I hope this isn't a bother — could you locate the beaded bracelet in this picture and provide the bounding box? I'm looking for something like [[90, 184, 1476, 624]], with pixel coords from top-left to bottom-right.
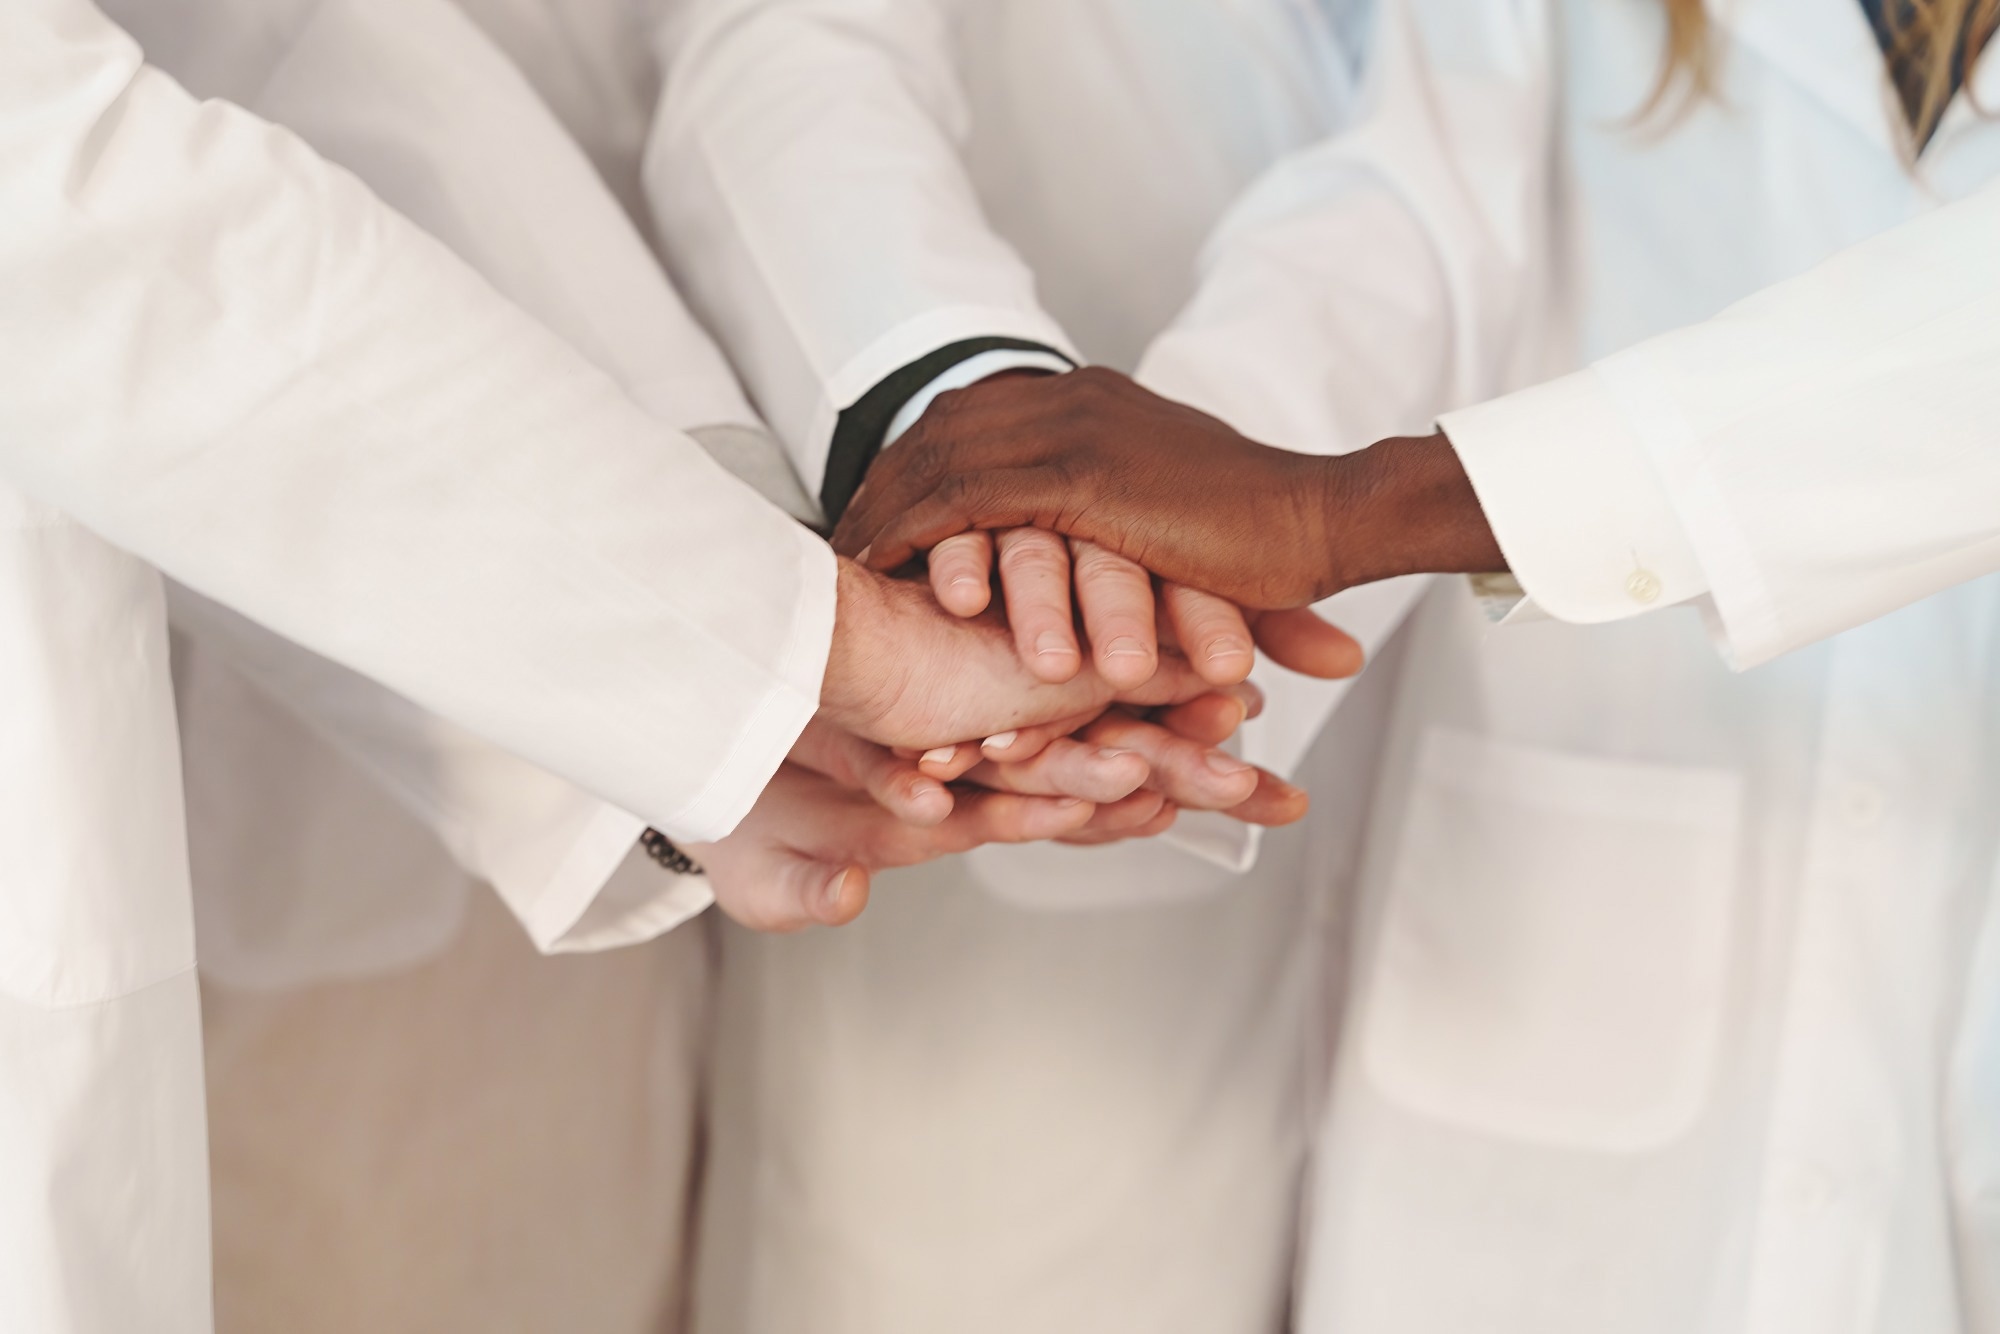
[[639, 828, 705, 876]]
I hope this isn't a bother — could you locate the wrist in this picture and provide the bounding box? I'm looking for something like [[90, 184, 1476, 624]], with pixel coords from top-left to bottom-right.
[[1319, 432, 1507, 592], [819, 558, 903, 739]]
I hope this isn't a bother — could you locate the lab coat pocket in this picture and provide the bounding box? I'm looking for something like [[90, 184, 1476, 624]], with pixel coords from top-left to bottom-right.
[[1360, 727, 1742, 1152]]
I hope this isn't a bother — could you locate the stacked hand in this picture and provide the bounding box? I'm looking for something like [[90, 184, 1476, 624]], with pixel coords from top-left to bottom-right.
[[833, 366, 1506, 607], [700, 547, 1357, 931], [698, 362, 1508, 935]]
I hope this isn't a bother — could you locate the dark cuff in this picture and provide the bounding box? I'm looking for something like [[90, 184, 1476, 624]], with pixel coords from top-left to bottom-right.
[[820, 336, 1072, 526]]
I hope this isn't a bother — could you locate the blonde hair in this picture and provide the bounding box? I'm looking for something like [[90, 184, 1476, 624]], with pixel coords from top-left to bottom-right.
[[1648, 0, 2000, 147]]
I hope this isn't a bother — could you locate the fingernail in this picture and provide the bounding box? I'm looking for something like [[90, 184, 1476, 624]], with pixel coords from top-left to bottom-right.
[[951, 575, 984, 591], [1057, 798, 1090, 810], [1035, 632, 1075, 659], [1204, 639, 1250, 663], [983, 730, 1019, 753], [1204, 751, 1253, 777], [921, 746, 958, 766], [822, 868, 851, 915], [1098, 748, 1141, 760], [856, 544, 873, 563], [1103, 636, 1150, 659]]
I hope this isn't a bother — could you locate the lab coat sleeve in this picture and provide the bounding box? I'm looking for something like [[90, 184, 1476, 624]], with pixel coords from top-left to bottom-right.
[[1130, 0, 1556, 851], [1442, 176, 2000, 668], [148, 0, 838, 953], [0, 0, 835, 846], [643, 0, 1077, 492], [1138, 0, 1560, 467]]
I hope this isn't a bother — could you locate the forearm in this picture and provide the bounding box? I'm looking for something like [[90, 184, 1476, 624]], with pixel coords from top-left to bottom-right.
[[1316, 433, 1508, 592], [1444, 179, 2000, 667], [0, 3, 833, 841]]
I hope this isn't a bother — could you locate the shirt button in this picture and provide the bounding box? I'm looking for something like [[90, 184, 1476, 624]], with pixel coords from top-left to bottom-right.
[[1838, 782, 1887, 831], [1625, 569, 1663, 604]]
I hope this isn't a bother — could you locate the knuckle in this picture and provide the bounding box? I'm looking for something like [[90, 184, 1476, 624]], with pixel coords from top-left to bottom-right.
[[932, 534, 984, 569], [901, 434, 947, 486], [998, 541, 1066, 579], [934, 472, 971, 507]]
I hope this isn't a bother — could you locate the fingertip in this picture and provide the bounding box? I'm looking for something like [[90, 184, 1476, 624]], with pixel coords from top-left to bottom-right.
[[1197, 640, 1255, 686], [1092, 747, 1151, 797], [818, 866, 869, 926], [1265, 780, 1312, 825], [918, 744, 980, 781], [1028, 631, 1083, 683], [1097, 639, 1158, 691], [1051, 796, 1098, 834], [937, 577, 991, 618], [1190, 749, 1260, 808], [1231, 776, 1311, 828], [902, 777, 954, 827], [929, 537, 995, 618]]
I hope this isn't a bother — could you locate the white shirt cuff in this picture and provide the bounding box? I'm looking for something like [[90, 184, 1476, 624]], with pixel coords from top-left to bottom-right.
[[1439, 369, 1710, 625], [883, 349, 1075, 447], [525, 826, 716, 955]]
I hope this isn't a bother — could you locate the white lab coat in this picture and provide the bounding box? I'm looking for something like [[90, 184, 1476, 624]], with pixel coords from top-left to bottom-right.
[[0, 2, 835, 1329], [109, 0, 805, 1327], [1128, 0, 2000, 1328], [640, 3, 1396, 1331], [105, 0, 794, 987]]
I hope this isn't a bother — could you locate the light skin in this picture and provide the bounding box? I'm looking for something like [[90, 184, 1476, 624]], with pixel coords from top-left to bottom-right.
[[815, 556, 1233, 751], [701, 559, 1317, 930], [689, 762, 1175, 933], [709, 365, 1422, 933]]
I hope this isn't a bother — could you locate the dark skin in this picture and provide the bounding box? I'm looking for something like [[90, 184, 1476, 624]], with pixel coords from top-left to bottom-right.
[[832, 366, 1509, 609]]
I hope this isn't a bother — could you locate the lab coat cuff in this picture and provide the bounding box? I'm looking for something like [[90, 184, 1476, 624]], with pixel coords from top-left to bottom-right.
[[658, 524, 838, 843], [508, 804, 646, 952], [799, 305, 1079, 492], [1587, 348, 1790, 669], [1440, 369, 1710, 626], [521, 810, 717, 954]]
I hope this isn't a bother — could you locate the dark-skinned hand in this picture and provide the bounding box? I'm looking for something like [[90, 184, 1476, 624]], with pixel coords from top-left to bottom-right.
[[833, 367, 1507, 608]]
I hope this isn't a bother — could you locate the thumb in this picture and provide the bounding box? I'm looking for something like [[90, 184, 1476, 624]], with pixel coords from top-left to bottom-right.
[[722, 857, 872, 932], [813, 863, 872, 927], [1253, 607, 1364, 680]]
